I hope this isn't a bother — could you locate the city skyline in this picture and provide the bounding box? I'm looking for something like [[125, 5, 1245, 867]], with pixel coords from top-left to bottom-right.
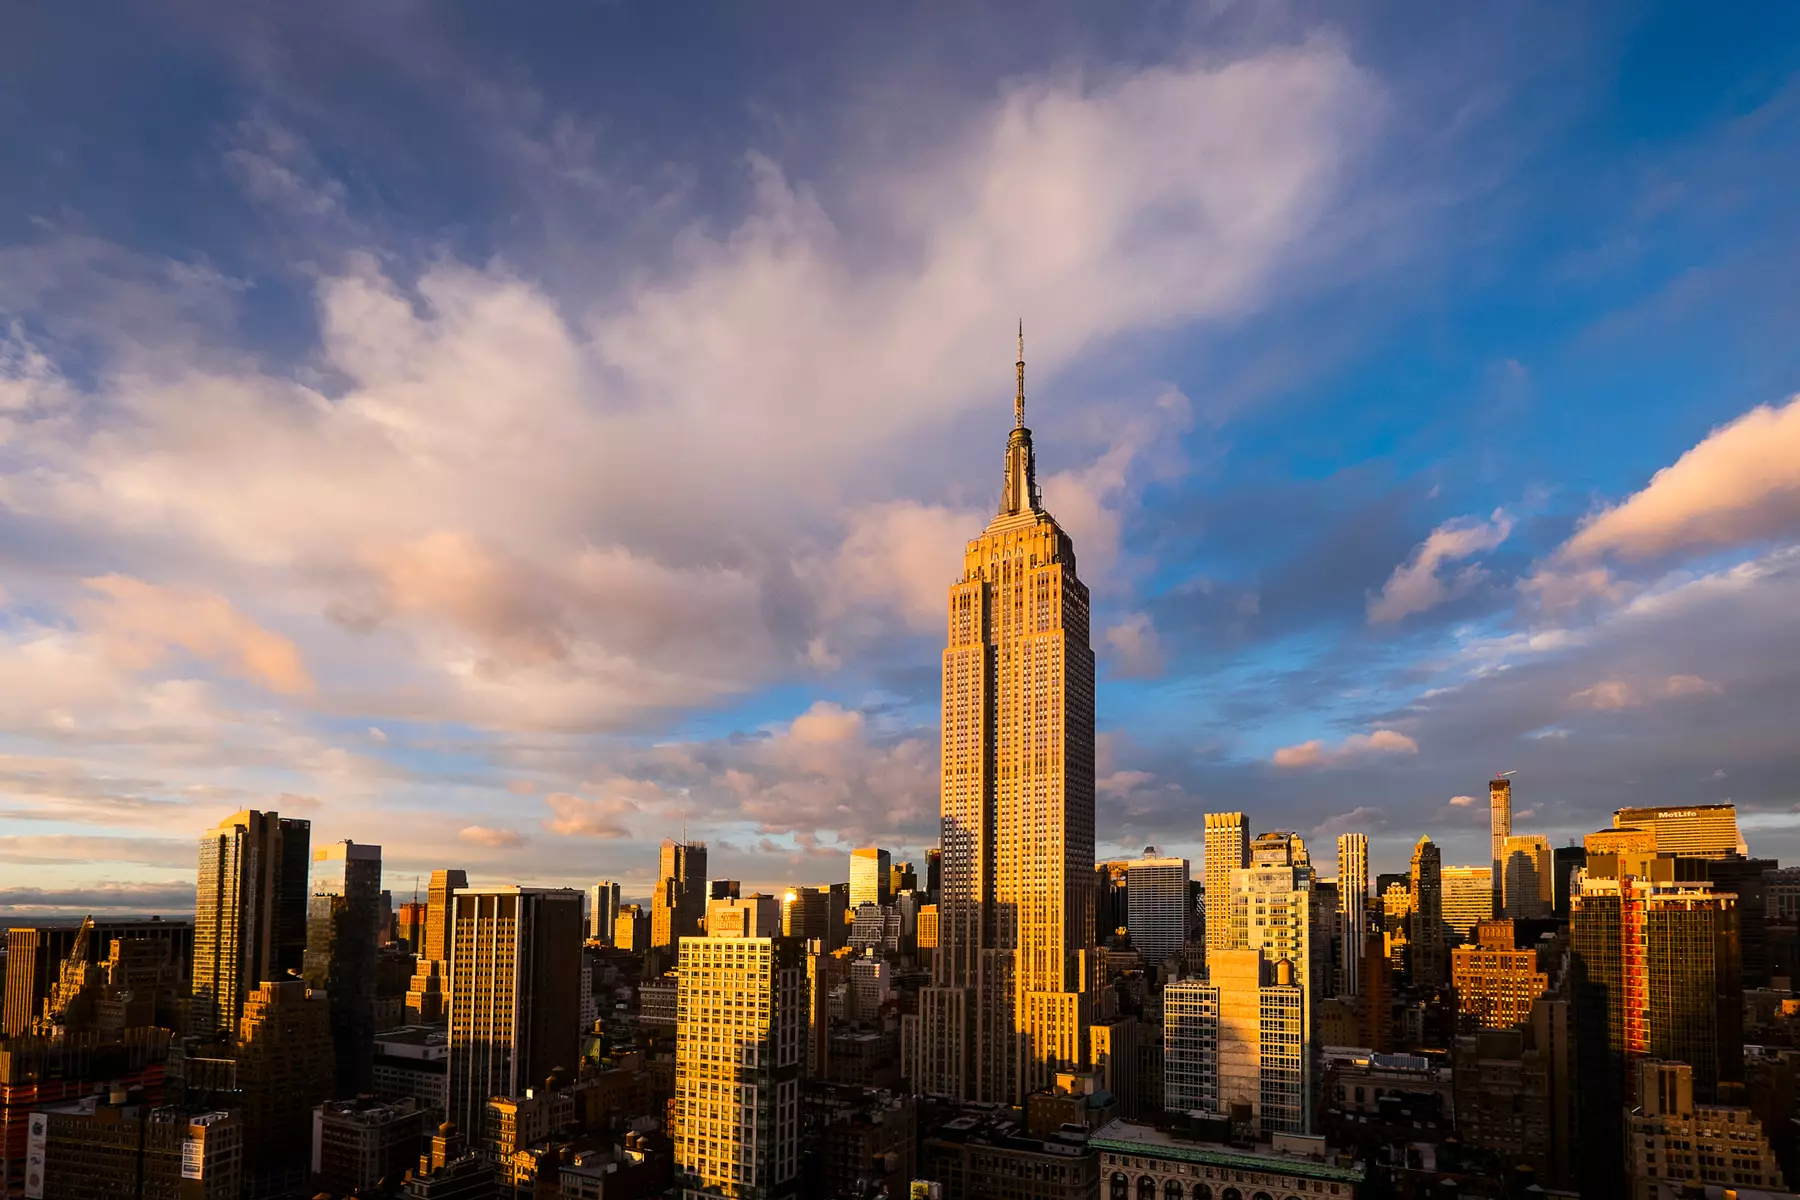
[[3, 5, 1800, 917]]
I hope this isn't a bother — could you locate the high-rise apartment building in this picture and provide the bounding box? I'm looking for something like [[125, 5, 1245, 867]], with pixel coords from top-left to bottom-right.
[[303, 840, 383, 1097], [1490, 777, 1513, 909], [587, 881, 621, 943], [915, 341, 1097, 1105], [849, 848, 892, 911], [674, 934, 805, 1199], [1337, 834, 1368, 999], [445, 887, 583, 1138], [191, 810, 309, 1038], [1203, 814, 1251, 955], [1441, 865, 1495, 942], [651, 840, 709, 952], [1608, 804, 1746, 859], [1502, 834, 1553, 919], [1452, 920, 1549, 1031], [1409, 837, 1447, 990], [1164, 949, 1309, 1135], [1123, 851, 1190, 966]]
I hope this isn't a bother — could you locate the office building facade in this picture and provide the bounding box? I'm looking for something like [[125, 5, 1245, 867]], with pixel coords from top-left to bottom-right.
[[1490, 777, 1513, 909], [1163, 949, 1309, 1135], [1441, 865, 1495, 942], [1608, 804, 1746, 859], [191, 810, 309, 1039], [1501, 834, 1553, 920], [302, 840, 383, 1097], [849, 848, 891, 911], [445, 887, 583, 1138], [588, 881, 621, 943], [652, 840, 709, 953], [1123, 852, 1190, 966]]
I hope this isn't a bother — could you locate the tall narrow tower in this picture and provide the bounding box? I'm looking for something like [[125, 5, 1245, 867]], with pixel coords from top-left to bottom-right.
[[1489, 777, 1512, 910], [914, 332, 1097, 1104], [1204, 813, 1251, 954], [1337, 832, 1369, 998]]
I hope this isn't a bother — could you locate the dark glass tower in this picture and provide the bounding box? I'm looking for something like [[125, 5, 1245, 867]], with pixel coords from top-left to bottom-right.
[[302, 840, 383, 1096]]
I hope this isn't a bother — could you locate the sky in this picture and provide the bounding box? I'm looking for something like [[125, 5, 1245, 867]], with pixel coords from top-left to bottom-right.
[[2, 2, 1799, 915]]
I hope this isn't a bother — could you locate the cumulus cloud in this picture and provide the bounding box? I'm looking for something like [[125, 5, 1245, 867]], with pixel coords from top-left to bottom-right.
[[1564, 395, 1800, 562], [1368, 509, 1513, 622], [1570, 680, 1639, 710], [1272, 728, 1418, 768], [1448, 794, 1476, 807], [458, 825, 525, 848], [77, 575, 313, 695]]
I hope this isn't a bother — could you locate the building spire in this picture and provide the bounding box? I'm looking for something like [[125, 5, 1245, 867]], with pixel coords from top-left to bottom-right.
[[1015, 320, 1026, 429]]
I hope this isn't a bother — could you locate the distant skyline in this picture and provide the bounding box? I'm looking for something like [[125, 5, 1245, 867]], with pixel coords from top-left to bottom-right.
[[2, 3, 1799, 913]]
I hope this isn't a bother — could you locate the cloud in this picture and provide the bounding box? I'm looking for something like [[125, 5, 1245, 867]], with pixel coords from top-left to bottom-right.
[[0, 882, 197, 915], [458, 824, 525, 848], [1368, 509, 1513, 622], [1564, 395, 1800, 562], [543, 782, 659, 839], [1312, 805, 1389, 840], [1570, 680, 1640, 710], [1661, 673, 1721, 697], [76, 575, 313, 694], [1448, 794, 1476, 807], [1103, 612, 1165, 679], [1272, 727, 1418, 768]]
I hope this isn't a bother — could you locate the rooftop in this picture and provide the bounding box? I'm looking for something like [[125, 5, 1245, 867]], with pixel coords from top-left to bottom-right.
[[1090, 1120, 1364, 1184]]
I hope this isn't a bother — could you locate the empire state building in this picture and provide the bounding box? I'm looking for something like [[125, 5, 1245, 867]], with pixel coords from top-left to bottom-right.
[[909, 333, 1098, 1103]]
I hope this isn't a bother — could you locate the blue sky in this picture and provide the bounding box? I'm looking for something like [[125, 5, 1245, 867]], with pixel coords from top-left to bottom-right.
[[2, 2, 1798, 912]]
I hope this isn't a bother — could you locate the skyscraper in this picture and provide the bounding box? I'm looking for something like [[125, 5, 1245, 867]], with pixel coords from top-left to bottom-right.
[[1123, 851, 1190, 966], [423, 869, 467, 964], [1501, 834, 1553, 919], [445, 887, 583, 1137], [651, 839, 708, 953], [303, 840, 383, 1096], [1203, 813, 1251, 955], [1409, 836, 1446, 990], [1441, 865, 1495, 941], [1608, 803, 1746, 859], [1336, 833, 1368, 998], [1572, 855, 1743, 1199], [587, 881, 621, 942], [849, 847, 892, 911], [191, 810, 309, 1038], [915, 336, 1097, 1104], [1490, 777, 1512, 909], [674, 933, 805, 1198]]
